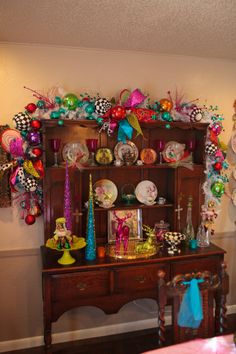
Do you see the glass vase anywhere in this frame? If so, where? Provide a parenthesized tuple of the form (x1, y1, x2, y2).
(196, 223, 210, 247)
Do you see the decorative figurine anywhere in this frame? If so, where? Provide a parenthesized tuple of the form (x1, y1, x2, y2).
(113, 210, 132, 255)
(53, 217, 72, 250)
(135, 224, 159, 255)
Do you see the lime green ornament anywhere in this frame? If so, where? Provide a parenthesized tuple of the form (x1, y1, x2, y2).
(58, 119, 64, 126)
(211, 181, 225, 198)
(63, 93, 79, 111)
(50, 111, 61, 119)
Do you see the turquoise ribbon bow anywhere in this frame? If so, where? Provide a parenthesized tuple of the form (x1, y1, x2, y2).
(118, 119, 133, 143)
(177, 278, 204, 329)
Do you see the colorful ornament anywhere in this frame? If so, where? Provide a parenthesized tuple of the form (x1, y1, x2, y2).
(213, 162, 223, 172)
(211, 181, 225, 198)
(30, 119, 42, 130)
(161, 111, 172, 121)
(13, 112, 31, 131)
(37, 100, 45, 109)
(63, 93, 79, 110)
(188, 105, 203, 122)
(159, 98, 173, 112)
(27, 131, 41, 146)
(85, 174, 96, 261)
(110, 106, 126, 121)
(205, 142, 217, 156)
(94, 98, 112, 115)
(25, 103, 37, 114)
(57, 119, 64, 126)
(31, 147, 43, 158)
(211, 122, 223, 136)
(24, 176, 38, 192)
(123, 88, 147, 108)
(25, 214, 36, 225)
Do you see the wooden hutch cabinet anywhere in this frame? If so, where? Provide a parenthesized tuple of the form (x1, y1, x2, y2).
(41, 119, 228, 348)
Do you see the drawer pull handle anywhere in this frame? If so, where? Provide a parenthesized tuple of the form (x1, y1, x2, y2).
(76, 282, 87, 291)
(136, 275, 146, 284)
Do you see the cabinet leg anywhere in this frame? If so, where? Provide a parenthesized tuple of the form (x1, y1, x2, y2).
(44, 324, 52, 349)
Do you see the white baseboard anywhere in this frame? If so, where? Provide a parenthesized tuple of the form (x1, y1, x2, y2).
(0, 305, 235, 353)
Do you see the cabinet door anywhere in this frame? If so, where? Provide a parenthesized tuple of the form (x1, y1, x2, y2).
(43, 168, 81, 241)
(175, 165, 205, 232)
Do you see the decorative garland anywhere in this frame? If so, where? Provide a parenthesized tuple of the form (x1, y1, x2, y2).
(0, 86, 228, 226)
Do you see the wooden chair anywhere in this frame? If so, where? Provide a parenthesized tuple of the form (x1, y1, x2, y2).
(157, 263, 229, 347)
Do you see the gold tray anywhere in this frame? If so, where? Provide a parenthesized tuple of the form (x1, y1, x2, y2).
(106, 240, 160, 260)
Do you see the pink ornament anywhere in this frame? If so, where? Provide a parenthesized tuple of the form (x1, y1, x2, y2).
(123, 89, 147, 108)
(211, 123, 223, 136)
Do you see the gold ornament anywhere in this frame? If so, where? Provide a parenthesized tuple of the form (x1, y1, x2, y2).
(160, 98, 173, 112)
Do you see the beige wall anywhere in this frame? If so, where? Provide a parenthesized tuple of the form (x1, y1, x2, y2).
(0, 43, 236, 344)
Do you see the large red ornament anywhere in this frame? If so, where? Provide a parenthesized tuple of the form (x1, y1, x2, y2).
(25, 103, 37, 114)
(213, 162, 222, 171)
(110, 106, 126, 121)
(30, 119, 42, 130)
(25, 214, 36, 225)
(31, 147, 43, 158)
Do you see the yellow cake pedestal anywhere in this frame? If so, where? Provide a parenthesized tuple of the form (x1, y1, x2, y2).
(46, 236, 86, 265)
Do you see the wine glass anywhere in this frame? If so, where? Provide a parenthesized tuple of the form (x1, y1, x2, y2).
(186, 138, 196, 162)
(86, 138, 98, 166)
(155, 139, 165, 164)
(49, 138, 61, 167)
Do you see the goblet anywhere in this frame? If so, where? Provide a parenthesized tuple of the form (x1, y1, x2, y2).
(186, 138, 196, 162)
(49, 138, 61, 167)
(155, 139, 165, 164)
(86, 138, 98, 166)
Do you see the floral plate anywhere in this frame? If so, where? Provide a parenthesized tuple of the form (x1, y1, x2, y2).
(93, 179, 118, 208)
(135, 180, 158, 205)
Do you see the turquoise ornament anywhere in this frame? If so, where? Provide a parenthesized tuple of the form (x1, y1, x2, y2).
(55, 96, 62, 105)
(50, 111, 61, 119)
(165, 124, 171, 129)
(211, 181, 225, 198)
(59, 107, 66, 114)
(21, 130, 28, 138)
(57, 119, 64, 126)
(162, 111, 172, 121)
(37, 100, 45, 109)
(97, 118, 104, 125)
(63, 93, 79, 111)
(77, 100, 84, 107)
(85, 103, 95, 114)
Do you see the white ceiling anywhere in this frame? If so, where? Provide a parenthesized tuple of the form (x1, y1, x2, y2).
(1, 0, 236, 60)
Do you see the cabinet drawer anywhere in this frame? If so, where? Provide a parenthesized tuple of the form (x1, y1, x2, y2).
(171, 256, 220, 276)
(51, 270, 110, 301)
(114, 264, 169, 293)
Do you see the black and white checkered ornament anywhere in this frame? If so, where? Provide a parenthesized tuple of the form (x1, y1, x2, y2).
(13, 112, 31, 131)
(17, 167, 26, 186)
(24, 176, 38, 192)
(94, 98, 112, 116)
(188, 105, 203, 122)
(205, 142, 217, 155)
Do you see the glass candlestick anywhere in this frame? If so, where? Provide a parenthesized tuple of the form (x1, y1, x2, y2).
(49, 138, 61, 167)
(155, 139, 165, 164)
(86, 138, 98, 166)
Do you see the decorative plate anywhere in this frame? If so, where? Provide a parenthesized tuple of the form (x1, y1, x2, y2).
(62, 142, 89, 166)
(114, 141, 139, 165)
(135, 180, 158, 205)
(231, 131, 236, 154)
(140, 148, 157, 165)
(95, 147, 114, 165)
(93, 179, 118, 208)
(162, 141, 185, 163)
